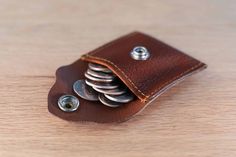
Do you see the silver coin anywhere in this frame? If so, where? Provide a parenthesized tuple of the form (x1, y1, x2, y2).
(93, 86, 127, 95)
(84, 72, 114, 83)
(104, 92, 134, 103)
(88, 63, 112, 73)
(87, 68, 116, 79)
(98, 94, 123, 108)
(85, 79, 119, 89)
(73, 80, 99, 101)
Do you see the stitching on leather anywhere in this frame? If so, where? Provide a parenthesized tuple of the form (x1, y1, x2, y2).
(147, 62, 204, 100)
(82, 54, 204, 102)
(81, 54, 149, 98)
(81, 54, 203, 101)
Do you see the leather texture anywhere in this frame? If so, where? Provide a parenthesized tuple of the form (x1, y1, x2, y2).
(48, 31, 207, 123)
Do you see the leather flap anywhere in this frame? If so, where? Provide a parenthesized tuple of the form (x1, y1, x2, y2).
(81, 32, 206, 102)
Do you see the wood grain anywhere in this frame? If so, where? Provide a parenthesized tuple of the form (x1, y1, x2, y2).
(0, 0, 236, 156)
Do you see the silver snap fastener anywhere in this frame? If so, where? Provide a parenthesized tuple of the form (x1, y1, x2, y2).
(58, 95, 79, 112)
(130, 46, 150, 60)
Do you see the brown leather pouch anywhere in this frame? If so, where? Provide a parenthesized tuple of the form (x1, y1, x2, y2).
(48, 32, 207, 123)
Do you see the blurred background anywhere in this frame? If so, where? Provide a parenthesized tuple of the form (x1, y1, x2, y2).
(1, 0, 235, 76)
(0, 0, 236, 157)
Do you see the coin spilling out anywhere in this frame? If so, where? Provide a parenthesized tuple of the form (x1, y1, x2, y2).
(85, 79, 119, 89)
(73, 62, 135, 107)
(87, 69, 116, 79)
(88, 63, 112, 73)
(93, 86, 127, 95)
(85, 72, 114, 83)
(98, 94, 122, 108)
(73, 80, 99, 101)
(104, 93, 134, 103)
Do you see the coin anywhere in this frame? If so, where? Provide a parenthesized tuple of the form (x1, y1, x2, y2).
(85, 79, 119, 89)
(104, 92, 134, 103)
(98, 94, 123, 108)
(84, 72, 114, 83)
(87, 68, 116, 79)
(73, 80, 99, 101)
(93, 86, 127, 95)
(88, 63, 112, 73)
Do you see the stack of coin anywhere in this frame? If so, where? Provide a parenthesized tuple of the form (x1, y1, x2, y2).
(73, 63, 135, 107)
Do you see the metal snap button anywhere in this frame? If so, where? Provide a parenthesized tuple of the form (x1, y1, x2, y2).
(130, 46, 150, 60)
(58, 95, 80, 112)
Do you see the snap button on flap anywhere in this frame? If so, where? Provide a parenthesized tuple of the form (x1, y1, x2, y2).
(58, 95, 80, 112)
(130, 46, 150, 60)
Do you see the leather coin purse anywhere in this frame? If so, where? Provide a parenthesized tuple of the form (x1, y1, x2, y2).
(48, 31, 207, 123)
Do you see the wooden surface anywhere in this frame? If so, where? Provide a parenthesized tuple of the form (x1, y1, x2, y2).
(0, 0, 236, 156)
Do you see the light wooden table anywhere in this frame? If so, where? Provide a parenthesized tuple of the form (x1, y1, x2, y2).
(1, 0, 236, 156)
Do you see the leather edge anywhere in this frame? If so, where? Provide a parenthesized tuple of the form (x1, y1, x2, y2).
(81, 54, 207, 102)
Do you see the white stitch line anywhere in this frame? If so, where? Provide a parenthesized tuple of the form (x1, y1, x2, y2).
(148, 62, 204, 99)
(81, 55, 148, 99)
(81, 55, 204, 102)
